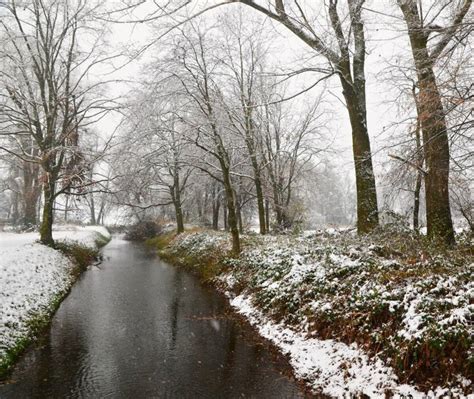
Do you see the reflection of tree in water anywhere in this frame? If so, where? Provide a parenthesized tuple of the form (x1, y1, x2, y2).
(169, 269, 183, 350)
(220, 321, 237, 389)
(219, 319, 265, 396)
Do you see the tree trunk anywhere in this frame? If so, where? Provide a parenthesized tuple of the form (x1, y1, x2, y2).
(417, 70, 454, 244)
(174, 197, 185, 234)
(412, 86, 424, 233)
(413, 116, 423, 233)
(265, 197, 270, 232)
(36, 191, 42, 225)
(40, 180, 55, 246)
(254, 175, 266, 234)
(413, 171, 422, 232)
(281, 208, 291, 230)
(212, 190, 220, 230)
(9, 169, 20, 224)
(398, 2, 455, 245)
(223, 201, 228, 231)
(271, 180, 283, 229)
(172, 187, 185, 234)
(222, 170, 240, 254)
(23, 193, 38, 227)
(236, 195, 243, 234)
(22, 161, 41, 227)
(173, 175, 185, 234)
(243, 121, 266, 234)
(339, 76, 379, 233)
(97, 200, 105, 225)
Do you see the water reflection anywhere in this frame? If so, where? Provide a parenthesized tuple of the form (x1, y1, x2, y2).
(0, 239, 307, 398)
(169, 269, 182, 350)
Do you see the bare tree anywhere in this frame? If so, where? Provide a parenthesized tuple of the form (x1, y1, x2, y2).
(0, 0, 114, 245)
(164, 25, 244, 253)
(260, 93, 326, 230)
(396, 0, 472, 244)
(218, 15, 270, 234)
(111, 85, 194, 234)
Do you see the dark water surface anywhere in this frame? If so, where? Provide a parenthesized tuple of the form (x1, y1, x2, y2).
(0, 239, 306, 398)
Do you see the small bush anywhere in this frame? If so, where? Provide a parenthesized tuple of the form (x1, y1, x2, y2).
(124, 220, 161, 241)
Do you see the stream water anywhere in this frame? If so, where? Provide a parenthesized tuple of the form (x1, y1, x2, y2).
(0, 238, 307, 398)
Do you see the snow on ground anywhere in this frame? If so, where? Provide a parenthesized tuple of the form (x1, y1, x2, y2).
(0, 225, 110, 367)
(0, 225, 110, 250)
(229, 294, 470, 399)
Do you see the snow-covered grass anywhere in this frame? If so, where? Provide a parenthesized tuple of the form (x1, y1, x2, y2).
(0, 225, 111, 375)
(158, 228, 473, 397)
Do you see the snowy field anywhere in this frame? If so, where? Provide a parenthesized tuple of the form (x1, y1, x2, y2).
(0, 225, 111, 369)
(164, 230, 473, 398)
(0, 225, 110, 251)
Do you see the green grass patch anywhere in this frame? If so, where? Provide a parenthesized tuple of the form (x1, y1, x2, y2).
(158, 247, 225, 282)
(151, 231, 229, 283)
(55, 232, 111, 272)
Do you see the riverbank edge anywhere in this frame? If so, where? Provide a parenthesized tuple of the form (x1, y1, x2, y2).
(148, 230, 472, 398)
(0, 232, 111, 378)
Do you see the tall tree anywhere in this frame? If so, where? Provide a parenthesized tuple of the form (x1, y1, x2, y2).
(0, 0, 112, 245)
(397, 0, 472, 244)
(170, 26, 243, 254)
(219, 16, 269, 234)
(261, 95, 325, 230)
(214, 0, 379, 233)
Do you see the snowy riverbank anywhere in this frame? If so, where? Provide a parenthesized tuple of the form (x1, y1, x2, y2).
(0, 225, 111, 375)
(156, 229, 473, 398)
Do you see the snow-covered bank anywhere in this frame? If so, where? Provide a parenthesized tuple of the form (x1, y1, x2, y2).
(229, 295, 469, 398)
(157, 229, 473, 398)
(0, 225, 111, 374)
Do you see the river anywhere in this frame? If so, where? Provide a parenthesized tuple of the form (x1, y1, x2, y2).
(0, 238, 308, 398)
